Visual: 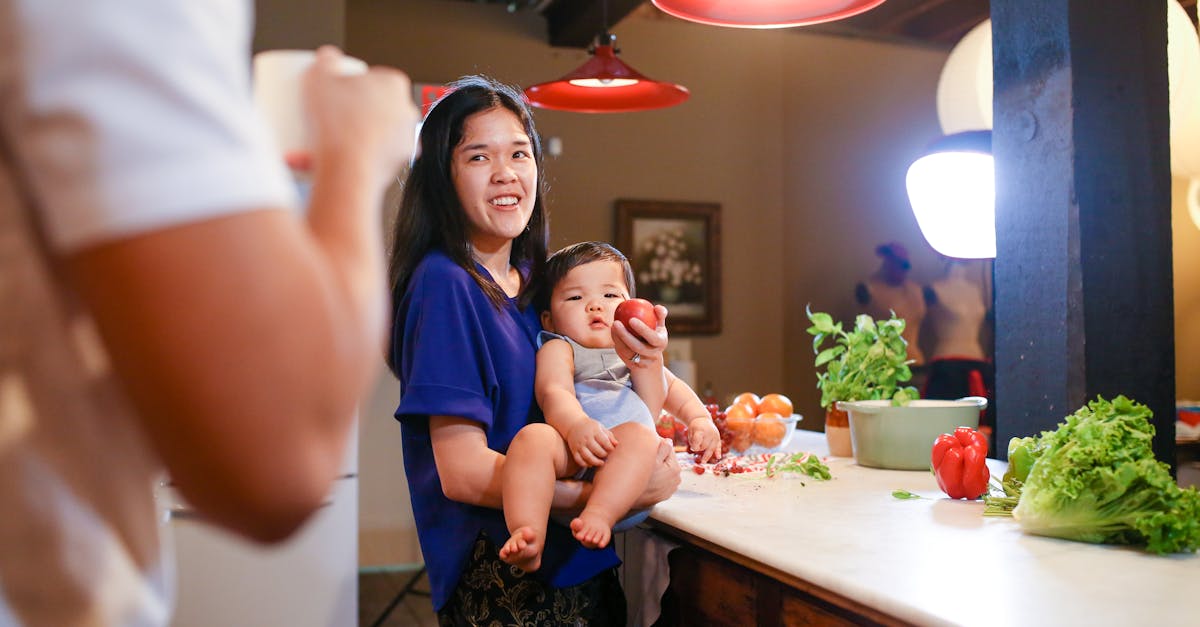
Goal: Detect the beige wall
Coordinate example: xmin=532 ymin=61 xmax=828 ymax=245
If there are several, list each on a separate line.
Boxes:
xmin=253 ymin=0 xmax=345 ymax=51
xmin=778 ymin=33 xmax=949 ymax=424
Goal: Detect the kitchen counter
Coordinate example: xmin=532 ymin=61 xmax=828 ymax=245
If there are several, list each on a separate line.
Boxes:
xmin=647 ymin=430 xmax=1195 ymax=626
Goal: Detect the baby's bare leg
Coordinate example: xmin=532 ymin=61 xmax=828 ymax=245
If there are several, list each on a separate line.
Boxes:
xmin=571 ymin=423 xmax=661 ymax=549
xmin=500 ymin=423 xmax=574 ymax=572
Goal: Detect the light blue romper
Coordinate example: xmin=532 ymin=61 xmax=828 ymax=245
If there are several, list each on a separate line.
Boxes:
xmin=537 ymin=331 xmax=655 ymax=431
xmin=538 ymin=331 xmax=654 ymax=530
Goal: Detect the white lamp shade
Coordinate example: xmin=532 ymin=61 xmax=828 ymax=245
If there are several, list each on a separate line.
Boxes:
xmin=936 ymin=19 xmax=992 ymax=135
xmin=906 ymin=150 xmax=996 ymax=259
xmin=1168 ymin=0 xmax=1200 ymax=178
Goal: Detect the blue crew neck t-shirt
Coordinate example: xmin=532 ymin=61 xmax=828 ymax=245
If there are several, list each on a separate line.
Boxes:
xmin=391 ymin=249 xmax=620 ymax=610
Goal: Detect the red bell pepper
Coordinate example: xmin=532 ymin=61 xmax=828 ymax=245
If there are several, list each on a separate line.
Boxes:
xmin=931 ymin=427 xmax=990 ymax=500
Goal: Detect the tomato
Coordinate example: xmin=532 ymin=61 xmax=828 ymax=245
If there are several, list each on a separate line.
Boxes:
xmin=654 ymin=412 xmax=676 ymax=439
xmin=672 ymin=416 xmax=689 ymax=447
xmin=615 ymin=298 xmax=657 ymax=340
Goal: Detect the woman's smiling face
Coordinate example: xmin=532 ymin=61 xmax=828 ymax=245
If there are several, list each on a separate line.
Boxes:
xmin=451 ymin=106 xmax=537 ymax=254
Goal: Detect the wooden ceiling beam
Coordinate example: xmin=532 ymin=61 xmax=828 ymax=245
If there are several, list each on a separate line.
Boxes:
xmin=540 ymin=0 xmax=644 ymax=48
xmin=875 ymin=0 xmax=960 ymax=35
xmin=902 ymin=0 xmax=989 ymax=45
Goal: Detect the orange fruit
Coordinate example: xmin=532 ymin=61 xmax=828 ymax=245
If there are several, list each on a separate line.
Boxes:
xmin=724 ymin=403 xmax=756 ymax=421
xmin=758 ymin=393 xmax=793 ymax=417
xmin=732 ymin=392 xmax=761 ymax=413
xmin=752 ymin=412 xmax=788 ymax=448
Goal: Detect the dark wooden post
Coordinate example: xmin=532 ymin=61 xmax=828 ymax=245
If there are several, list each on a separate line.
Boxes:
xmin=992 ymin=1 xmax=1176 ymax=465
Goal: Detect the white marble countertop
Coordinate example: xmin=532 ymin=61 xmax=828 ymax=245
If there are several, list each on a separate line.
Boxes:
xmin=649 ymin=430 xmax=1196 ymax=627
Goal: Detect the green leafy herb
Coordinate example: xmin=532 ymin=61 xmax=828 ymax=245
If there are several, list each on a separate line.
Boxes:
xmin=892 ymin=489 xmax=922 ymax=500
xmin=764 ymin=452 xmax=832 ymax=481
xmin=806 ymin=306 xmax=918 ymax=408
xmin=1006 ymin=395 xmax=1200 ymax=555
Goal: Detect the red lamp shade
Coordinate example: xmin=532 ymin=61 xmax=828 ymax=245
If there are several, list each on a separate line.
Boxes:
xmin=524 ymin=40 xmax=689 ymax=113
xmin=651 ymin=0 xmax=888 ymax=29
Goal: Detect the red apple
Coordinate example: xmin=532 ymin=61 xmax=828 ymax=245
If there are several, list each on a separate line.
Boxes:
xmin=614 ymin=298 xmax=657 ymax=340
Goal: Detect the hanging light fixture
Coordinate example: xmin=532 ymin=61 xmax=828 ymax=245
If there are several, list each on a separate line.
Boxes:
xmin=524 ymin=32 xmax=689 ymax=113
xmin=906 ymin=131 xmax=995 ymax=259
xmin=651 ymin=0 xmax=888 ymax=29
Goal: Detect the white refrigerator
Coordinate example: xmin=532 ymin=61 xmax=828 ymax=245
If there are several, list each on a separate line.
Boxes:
xmin=160 ymin=433 xmax=358 ymax=627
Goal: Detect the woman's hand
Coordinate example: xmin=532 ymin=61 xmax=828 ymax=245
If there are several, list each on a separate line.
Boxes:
xmin=612 ymin=304 xmax=669 ymax=370
xmin=634 ymin=437 xmax=681 ymax=508
xmin=567 ymin=420 xmax=617 ymax=468
xmin=687 ymin=416 xmax=722 ymax=463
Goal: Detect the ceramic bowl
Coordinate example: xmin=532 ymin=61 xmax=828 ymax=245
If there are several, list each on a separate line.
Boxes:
xmin=836 ymin=398 xmax=987 ymax=470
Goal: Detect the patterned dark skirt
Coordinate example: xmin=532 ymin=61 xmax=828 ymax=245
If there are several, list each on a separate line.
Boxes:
xmin=437 ymin=534 xmax=627 ymax=627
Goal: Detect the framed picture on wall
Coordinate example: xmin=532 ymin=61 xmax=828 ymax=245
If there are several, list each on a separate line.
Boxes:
xmin=615 ymin=199 xmax=721 ymax=335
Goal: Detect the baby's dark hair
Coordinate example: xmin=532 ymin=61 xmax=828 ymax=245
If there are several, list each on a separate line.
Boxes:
xmin=537 ymin=241 xmax=636 ymax=312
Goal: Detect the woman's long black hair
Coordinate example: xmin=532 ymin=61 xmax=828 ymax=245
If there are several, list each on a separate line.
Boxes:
xmin=385 ymin=75 xmax=549 ymax=374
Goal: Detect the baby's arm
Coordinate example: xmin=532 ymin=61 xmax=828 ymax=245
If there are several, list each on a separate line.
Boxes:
xmin=536 ymin=339 xmax=617 ymax=468
xmin=627 ymin=355 xmax=668 ymax=419
xmin=663 ymin=371 xmax=721 ymax=462
xmin=613 ymin=304 xmax=669 ymax=417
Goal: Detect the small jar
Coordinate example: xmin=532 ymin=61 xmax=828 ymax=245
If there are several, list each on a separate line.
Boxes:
xmin=825 ymin=405 xmax=853 ymax=457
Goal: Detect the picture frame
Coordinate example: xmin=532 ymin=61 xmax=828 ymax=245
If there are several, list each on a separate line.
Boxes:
xmin=615 ymin=199 xmax=721 ymax=335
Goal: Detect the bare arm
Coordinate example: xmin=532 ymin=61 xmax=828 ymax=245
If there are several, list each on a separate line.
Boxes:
xmin=663 ymin=370 xmax=707 ymax=422
xmin=429 ymin=416 xmax=593 ymax=512
xmin=626 ymin=347 xmax=668 ymax=419
xmin=664 ymin=371 xmax=721 ymax=463
xmin=63 ymin=48 xmax=418 ymax=543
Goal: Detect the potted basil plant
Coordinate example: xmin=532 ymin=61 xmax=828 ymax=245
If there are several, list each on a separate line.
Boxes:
xmin=806 ymin=307 xmax=919 ymax=456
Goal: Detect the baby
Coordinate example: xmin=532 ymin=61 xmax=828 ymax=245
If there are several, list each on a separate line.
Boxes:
xmin=499 ymin=241 xmax=720 ymax=571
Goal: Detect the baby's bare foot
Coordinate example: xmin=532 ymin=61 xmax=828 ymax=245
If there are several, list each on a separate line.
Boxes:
xmin=499 ymin=526 xmax=543 ymax=572
xmin=570 ymin=513 xmax=613 ymax=549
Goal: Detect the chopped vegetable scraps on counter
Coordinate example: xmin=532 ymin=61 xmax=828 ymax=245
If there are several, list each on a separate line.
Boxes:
xmin=682 ymin=451 xmax=832 ymax=481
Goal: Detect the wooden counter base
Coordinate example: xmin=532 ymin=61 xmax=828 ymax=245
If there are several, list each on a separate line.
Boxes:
xmin=651 ymin=520 xmax=909 ymax=627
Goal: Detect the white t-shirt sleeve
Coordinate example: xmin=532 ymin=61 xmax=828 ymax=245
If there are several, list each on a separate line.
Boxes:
xmin=14 ymin=0 xmax=297 ymax=252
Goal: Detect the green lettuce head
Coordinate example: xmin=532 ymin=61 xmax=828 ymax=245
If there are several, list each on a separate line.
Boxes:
xmin=1012 ymin=395 xmax=1200 ymax=554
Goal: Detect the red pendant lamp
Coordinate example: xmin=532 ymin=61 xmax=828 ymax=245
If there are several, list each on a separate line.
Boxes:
xmin=524 ymin=33 xmax=689 ymax=113
xmin=651 ymin=0 xmax=889 ymax=29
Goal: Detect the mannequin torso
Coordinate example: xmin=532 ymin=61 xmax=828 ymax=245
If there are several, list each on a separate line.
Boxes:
xmin=856 ymin=277 xmax=926 ymax=366
xmin=923 ymin=263 xmax=987 ymax=361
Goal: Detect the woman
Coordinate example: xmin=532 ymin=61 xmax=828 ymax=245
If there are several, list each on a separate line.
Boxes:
xmin=387 ymin=75 xmax=681 ymax=625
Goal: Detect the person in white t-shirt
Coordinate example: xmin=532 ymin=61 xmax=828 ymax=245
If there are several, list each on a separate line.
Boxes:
xmin=0 ymin=1 xmax=418 ymax=624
